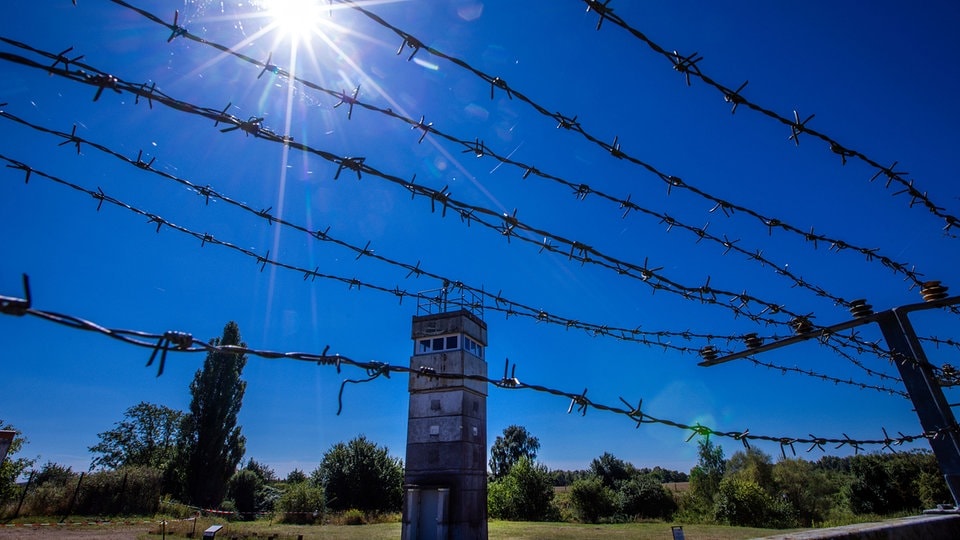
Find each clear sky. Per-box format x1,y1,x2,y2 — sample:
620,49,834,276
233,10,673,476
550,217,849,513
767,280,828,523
1,0,959,479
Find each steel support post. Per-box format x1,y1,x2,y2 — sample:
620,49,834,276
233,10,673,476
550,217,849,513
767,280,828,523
877,309,960,506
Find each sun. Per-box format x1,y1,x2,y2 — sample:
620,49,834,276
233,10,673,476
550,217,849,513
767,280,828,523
260,0,326,42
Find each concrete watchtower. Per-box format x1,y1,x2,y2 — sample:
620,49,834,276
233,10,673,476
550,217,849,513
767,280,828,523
401,288,488,540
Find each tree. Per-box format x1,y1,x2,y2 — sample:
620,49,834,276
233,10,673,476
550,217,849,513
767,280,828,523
285,468,307,484
590,452,635,489
487,456,556,521
311,435,403,512
489,425,540,480
89,402,184,471
176,321,248,508
725,447,775,494
0,421,34,504
244,458,277,484
689,438,725,504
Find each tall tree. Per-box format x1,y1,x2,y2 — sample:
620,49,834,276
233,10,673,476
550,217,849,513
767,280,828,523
89,402,183,470
489,425,540,480
177,321,248,508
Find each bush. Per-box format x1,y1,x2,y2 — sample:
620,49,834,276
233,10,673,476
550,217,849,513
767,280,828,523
617,475,676,519
227,469,262,520
569,476,616,523
75,467,162,516
276,482,325,524
487,457,556,521
343,508,365,525
312,436,403,512
714,477,795,528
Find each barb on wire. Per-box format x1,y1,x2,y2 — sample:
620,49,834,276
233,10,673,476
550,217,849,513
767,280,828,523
184,4,945,295
4,150,904,392
89,4,942,306
5,299,937,452
0,44,833,329
575,0,960,233
0,274,31,316
0,35,923,381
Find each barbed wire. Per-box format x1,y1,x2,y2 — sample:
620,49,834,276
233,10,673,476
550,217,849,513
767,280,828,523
94,0,931,314
0,35,919,384
578,0,960,235
0,294,939,456
0,153,907,396
919,336,960,353
325,0,959,277
0,109,725,352
0,41,833,331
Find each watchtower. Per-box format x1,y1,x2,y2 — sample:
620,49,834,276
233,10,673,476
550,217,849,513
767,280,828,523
401,288,488,540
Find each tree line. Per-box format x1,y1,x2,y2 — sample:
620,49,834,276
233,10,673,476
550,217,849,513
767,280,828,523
0,323,953,528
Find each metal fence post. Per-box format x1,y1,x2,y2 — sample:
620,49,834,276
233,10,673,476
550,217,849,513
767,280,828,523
876,309,960,505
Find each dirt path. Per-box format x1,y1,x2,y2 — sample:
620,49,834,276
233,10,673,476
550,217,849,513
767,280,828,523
0,522,154,539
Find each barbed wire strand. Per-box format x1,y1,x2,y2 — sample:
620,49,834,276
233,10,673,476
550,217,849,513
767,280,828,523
0,37,917,379
577,0,960,235
0,153,907,397
0,42,833,331
0,297,938,454
2,107,904,366
327,0,958,251
96,0,933,312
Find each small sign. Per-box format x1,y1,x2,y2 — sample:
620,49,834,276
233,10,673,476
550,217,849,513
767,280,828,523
0,430,15,464
671,525,685,540
203,524,224,538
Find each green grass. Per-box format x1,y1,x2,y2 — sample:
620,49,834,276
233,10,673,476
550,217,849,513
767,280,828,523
138,518,791,539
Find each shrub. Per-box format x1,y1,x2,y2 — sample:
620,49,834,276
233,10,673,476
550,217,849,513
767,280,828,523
714,477,795,528
617,475,676,519
569,476,616,523
312,436,403,512
343,508,365,525
487,457,556,521
227,469,262,520
276,482,324,524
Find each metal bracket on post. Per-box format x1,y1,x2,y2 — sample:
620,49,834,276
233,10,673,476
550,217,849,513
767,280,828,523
699,292,960,506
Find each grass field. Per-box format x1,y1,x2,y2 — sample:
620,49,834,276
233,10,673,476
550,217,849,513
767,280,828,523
140,518,789,539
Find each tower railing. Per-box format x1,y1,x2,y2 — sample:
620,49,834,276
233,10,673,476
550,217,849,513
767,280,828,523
416,286,484,319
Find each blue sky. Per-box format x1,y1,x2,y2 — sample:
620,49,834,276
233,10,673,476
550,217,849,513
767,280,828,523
2,0,959,478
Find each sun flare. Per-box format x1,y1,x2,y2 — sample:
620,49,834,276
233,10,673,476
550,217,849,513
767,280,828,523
261,0,325,41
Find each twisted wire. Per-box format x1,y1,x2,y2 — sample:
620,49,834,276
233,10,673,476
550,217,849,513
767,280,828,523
96,0,924,312
1,301,938,455
326,0,951,282
578,0,960,235
1,153,905,395
0,42,828,329
0,37,912,382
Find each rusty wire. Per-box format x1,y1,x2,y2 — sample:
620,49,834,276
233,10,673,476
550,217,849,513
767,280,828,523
0,295,939,454
577,0,960,236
